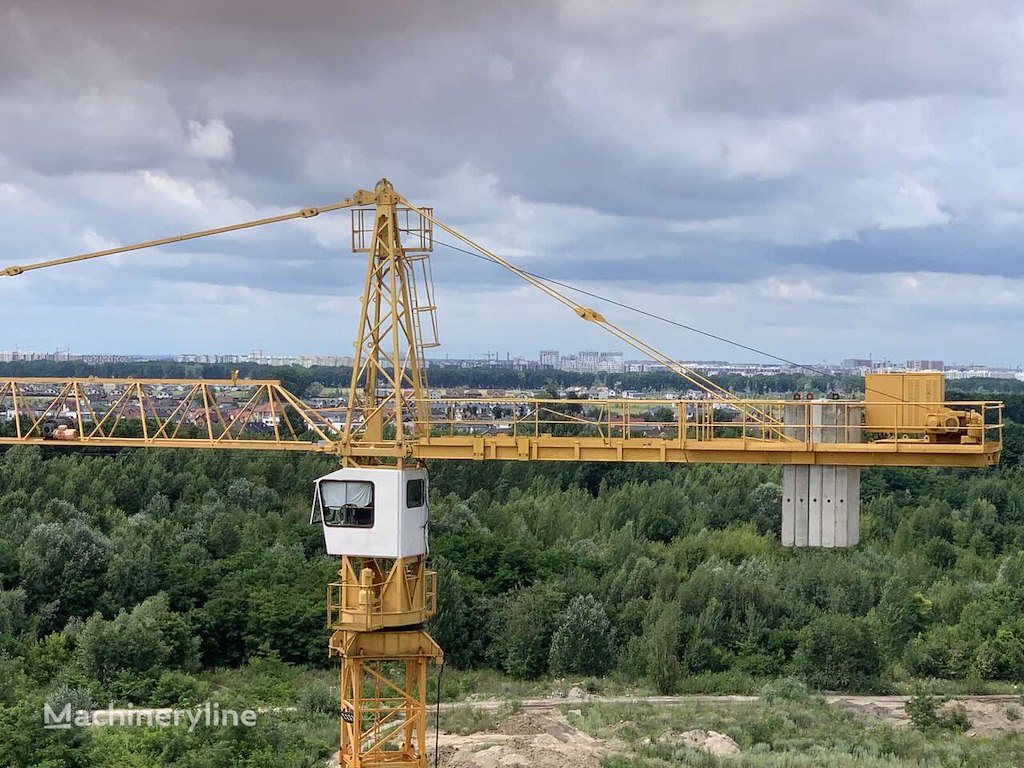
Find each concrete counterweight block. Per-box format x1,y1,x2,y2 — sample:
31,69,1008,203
781,402,862,548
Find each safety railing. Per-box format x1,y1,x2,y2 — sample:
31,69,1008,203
410,396,1003,450
327,568,438,632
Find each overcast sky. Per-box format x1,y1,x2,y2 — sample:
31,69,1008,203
1,0,1022,366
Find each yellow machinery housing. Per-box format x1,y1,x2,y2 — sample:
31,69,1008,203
865,372,984,444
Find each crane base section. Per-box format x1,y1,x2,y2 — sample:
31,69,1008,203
330,629,443,768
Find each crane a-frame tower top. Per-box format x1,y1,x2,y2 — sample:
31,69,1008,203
0,179,1003,767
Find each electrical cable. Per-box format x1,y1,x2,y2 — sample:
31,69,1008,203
434,659,445,767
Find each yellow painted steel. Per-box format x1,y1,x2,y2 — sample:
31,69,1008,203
344,180,432,452
1,201,361,277
0,377,340,447
0,179,1005,767
0,381,1003,467
329,629,442,768
864,372,945,431
326,558,441,767
328,556,438,633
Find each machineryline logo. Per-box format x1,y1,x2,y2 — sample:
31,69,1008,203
43,701,258,732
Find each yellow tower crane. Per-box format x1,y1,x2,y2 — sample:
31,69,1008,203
0,179,1003,767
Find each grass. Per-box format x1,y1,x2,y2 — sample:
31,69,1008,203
886,676,1023,696
104,661,1024,767
440,701,523,735
573,700,1024,767
430,667,657,703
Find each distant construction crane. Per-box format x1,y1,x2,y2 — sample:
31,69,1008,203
0,179,1003,767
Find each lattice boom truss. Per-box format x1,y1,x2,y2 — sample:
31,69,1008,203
0,377,340,450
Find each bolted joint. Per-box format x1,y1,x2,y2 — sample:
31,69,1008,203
2,265,24,277
299,208,319,218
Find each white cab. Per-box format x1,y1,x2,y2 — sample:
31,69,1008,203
311,467,429,558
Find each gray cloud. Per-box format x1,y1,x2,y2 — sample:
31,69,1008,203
1,0,1023,364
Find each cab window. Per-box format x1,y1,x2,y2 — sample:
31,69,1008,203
320,480,374,528
406,478,426,508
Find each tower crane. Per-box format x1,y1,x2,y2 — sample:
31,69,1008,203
0,179,1003,767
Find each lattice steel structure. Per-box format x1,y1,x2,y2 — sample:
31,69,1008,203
0,179,1004,766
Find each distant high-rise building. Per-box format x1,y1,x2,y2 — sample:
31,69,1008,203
576,350,600,372
841,358,873,371
598,351,624,373
906,359,944,372
539,350,560,368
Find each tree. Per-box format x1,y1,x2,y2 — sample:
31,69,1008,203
645,600,682,694
492,583,565,678
19,519,109,631
73,593,199,690
428,556,487,669
0,696,91,768
748,482,782,536
549,595,614,677
0,589,28,653
793,614,882,691
874,575,930,659
242,543,333,665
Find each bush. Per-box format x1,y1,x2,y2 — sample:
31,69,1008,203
0,653,27,705
46,681,97,715
152,670,203,706
26,633,72,686
297,680,337,715
759,676,809,703
441,705,499,735
905,691,971,733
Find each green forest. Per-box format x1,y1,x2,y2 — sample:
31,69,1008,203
2,376,1024,765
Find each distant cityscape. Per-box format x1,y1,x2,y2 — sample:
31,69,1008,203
2,347,1023,381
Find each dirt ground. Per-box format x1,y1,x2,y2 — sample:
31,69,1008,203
829,695,1024,738
322,694,1024,766
432,709,616,768
432,695,1024,766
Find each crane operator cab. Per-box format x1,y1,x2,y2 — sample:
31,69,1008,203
310,467,429,558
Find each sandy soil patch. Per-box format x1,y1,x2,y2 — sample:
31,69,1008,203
432,709,611,768
831,695,1024,738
